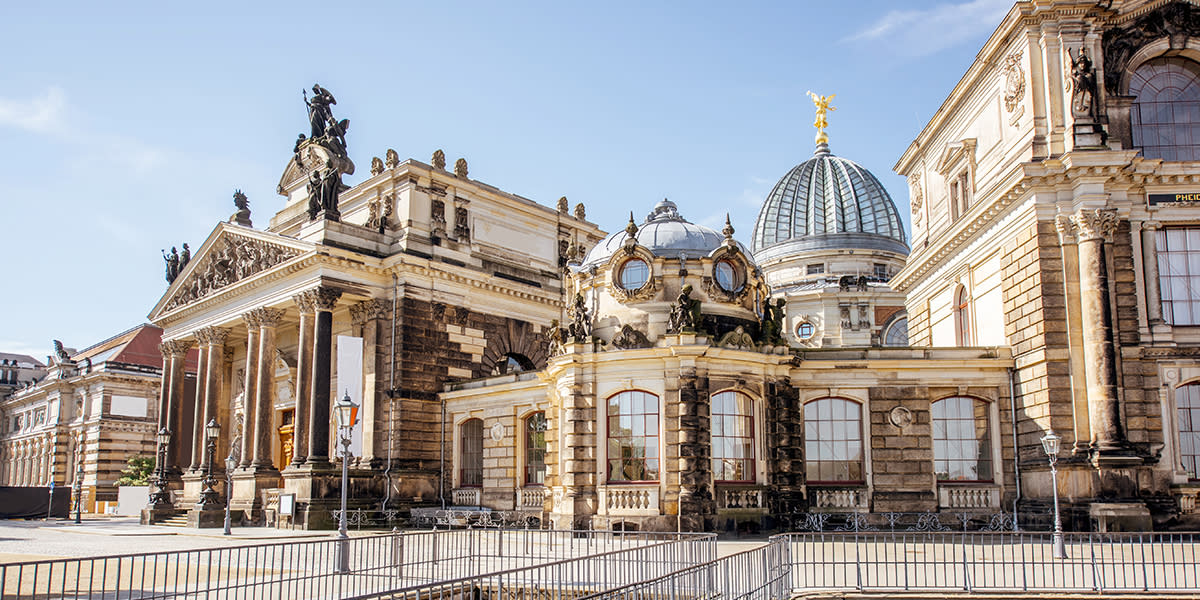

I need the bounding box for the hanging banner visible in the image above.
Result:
[336,335,364,457]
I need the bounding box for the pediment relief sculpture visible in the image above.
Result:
[164,235,303,311]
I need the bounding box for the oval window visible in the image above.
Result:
[619,258,649,290]
[714,260,741,292]
[796,322,815,340]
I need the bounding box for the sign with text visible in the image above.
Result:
[1149,192,1200,206]
[335,335,364,457]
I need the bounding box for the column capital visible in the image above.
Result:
[242,307,285,328]
[350,298,389,325]
[159,339,193,358]
[193,326,231,346]
[293,290,319,315]
[1070,208,1119,242]
[1142,220,1162,231]
[1054,214,1077,245]
[312,287,342,311]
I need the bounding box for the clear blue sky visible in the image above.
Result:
[0,0,1012,358]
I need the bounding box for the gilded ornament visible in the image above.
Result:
[807,91,836,145]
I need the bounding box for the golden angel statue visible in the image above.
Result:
[807,91,836,144]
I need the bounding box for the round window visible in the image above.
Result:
[618,258,649,290]
[714,260,741,292]
[796,322,815,340]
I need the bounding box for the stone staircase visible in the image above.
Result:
[154,514,189,527]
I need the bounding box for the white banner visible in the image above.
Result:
[336,335,364,457]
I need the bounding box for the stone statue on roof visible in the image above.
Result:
[304,84,337,139]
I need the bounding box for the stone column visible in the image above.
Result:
[307,287,342,465]
[1142,221,1164,326]
[250,307,285,470]
[159,339,192,473]
[195,327,230,471]
[291,292,317,466]
[1069,208,1127,455]
[239,314,261,469]
[189,341,209,472]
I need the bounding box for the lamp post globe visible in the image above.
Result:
[1041,430,1067,559]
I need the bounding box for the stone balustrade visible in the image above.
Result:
[452,488,481,506]
[717,485,766,510]
[938,484,1000,510]
[518,487,546,509]
[599,485,659,515]
[811,486,868,510]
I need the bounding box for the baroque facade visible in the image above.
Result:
[894,0,1200,529]
[0,326,168,512]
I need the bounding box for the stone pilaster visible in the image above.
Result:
[766,377,802,515]
[250,307,285,470]
[676,369,712,531]
[189,341,209,472]
[1056,215,1091,452]
[291,292,317,466]
[351,298,390,465]
[1069,208,1129,457]
[308,287,342,465]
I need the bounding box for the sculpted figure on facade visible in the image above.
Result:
[229,189,252,227]
[760,298,786,345]
[164,235,302,311]
[162,246,180,283]
[1068,47,1099,120]
[179,243,191,271]
[667,284,701,333]
[718,325,756,350]
[611,324,652,350]
[304,84,337,140]
[567,293,592,341]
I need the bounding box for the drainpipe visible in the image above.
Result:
[1008,367,1021,530]
[440,395,447,510]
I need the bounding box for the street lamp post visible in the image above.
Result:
[334,391,358,573]
[223,452,236,535]
[1041,430,1067,559]
[72,446,84,525]
[149,428,172,507]
[199,420,221,506]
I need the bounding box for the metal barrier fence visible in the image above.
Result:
[344,534,717,600]
[774,531,1200,593]
[578,537,791,600]
[0,528,714,599]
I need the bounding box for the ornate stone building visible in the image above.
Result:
[0,353,45,399]
[0,326,169,512]
[894,0,1200,529]
[145,90,604,527]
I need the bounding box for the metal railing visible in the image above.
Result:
[0,528,714,599]
[774,531,1200,593]
[579,537,791,600]
[344,533,716,600]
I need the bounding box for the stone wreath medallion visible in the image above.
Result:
[889,406,914,429]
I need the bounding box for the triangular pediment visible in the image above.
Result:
[149,223,315,319]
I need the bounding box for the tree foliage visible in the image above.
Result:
[115,456,154,486]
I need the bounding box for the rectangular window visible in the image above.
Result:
[873,263,888,279]
[803,398,864,483]
[459,419,484,488]
[949,180,961,221]
[1158,227,1200,325]
[807,264,825,275]
[711,391,755,482]
[525,413,547,486]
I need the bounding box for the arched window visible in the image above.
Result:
[1177,382,1200,479]
[459,418,483,488]
[714,260,743,292]
[883,315,909,347]
[931,396,993,482]
[803,398,864,483]
[711,391,754,482]
[607,391,659,482]
[1131,57,1200,161]
[493,353,535,375]
[954,285,972,346]
[525,412,547,485]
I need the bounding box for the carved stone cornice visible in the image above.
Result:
[193,326,231,347]
[1055,214,1077,245]
[164,233,303,312]
[159,339,193,358]
[312,287,342,312]
[1070,208,1120,242]
[242,307,285,328]
[350,298,389,325]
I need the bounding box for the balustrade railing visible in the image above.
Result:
[452,488,481,506]
[599,485,659,515]
[810,486,867,510]
[938,484,1000,510]
[717,486,766,510]
[518,486,546,509]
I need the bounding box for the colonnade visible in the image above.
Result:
[0,435,55,486]
[153,285,345,501]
